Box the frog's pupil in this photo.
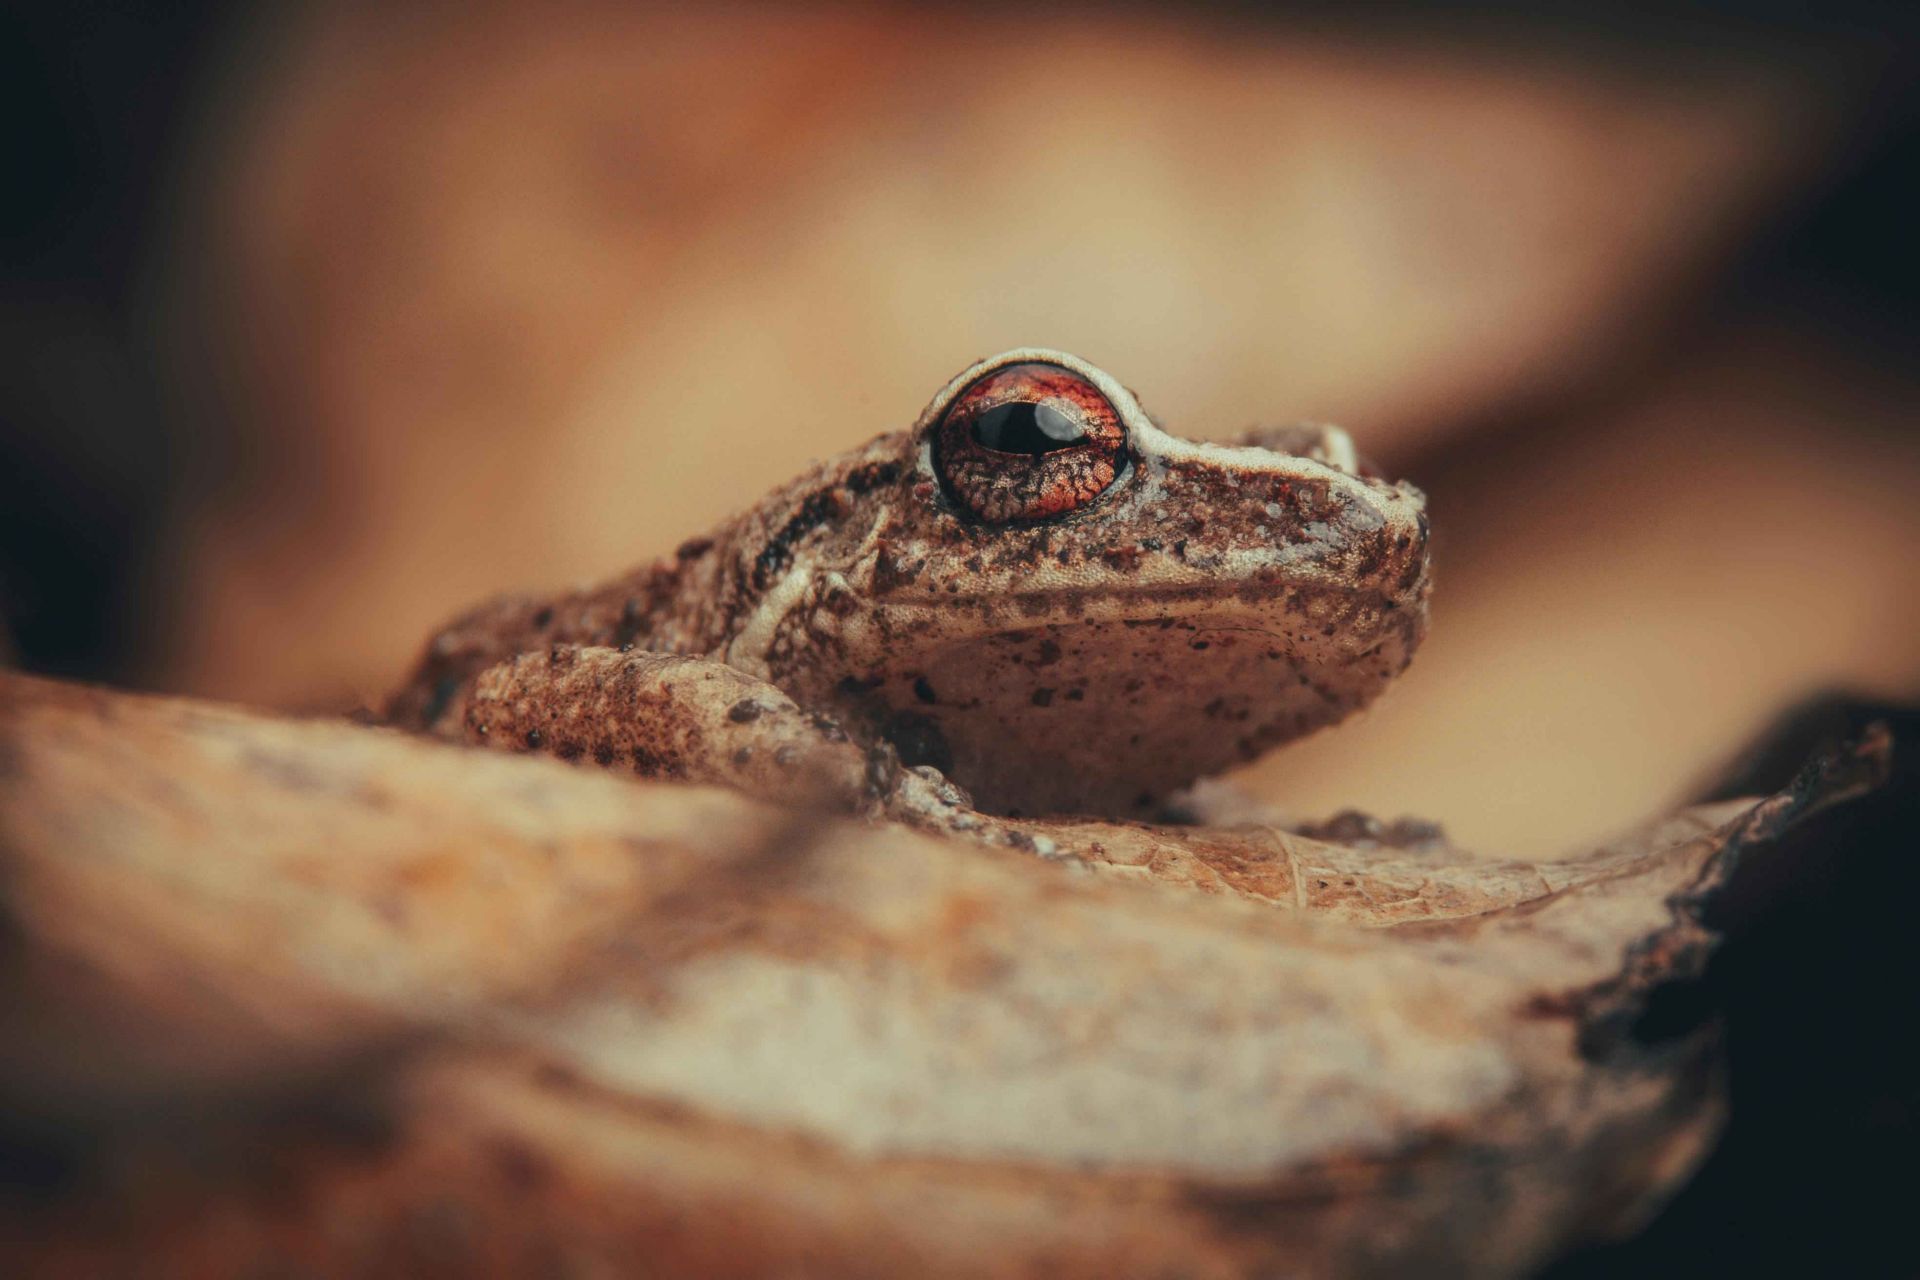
[973,402,1083,455]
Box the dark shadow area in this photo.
[1543,699,1920,1277]
[0,1,235,680]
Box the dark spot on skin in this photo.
[913,676,938,704]
[822,582,860,616]
[1035,638,1062,666]
[556,741,584,762]
[732,747,753,766]
[839,674,883,695]
[754,489,844,592]
[532,606,554,629]
[1066,687,1085,701]
[1398,543,1426,591]
[1352,534,1389,579]
[846,460,903,495]
[593,743,616,766]
[884,712,952,773]
[1031,688,1054,707]
[525,729,544,750]
[727,699,764,723]
[749,462,904,595]
[1135,792,1155,809]
[1191,640,1210,651]
[1141,537,1162,552]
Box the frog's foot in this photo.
[1154,777,1291,828]
[866,754,979,834]
[463,645,971,827]
[1293,809,1451,853]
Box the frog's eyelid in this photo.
[915,348,1150,440]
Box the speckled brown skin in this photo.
[388,348,1430,820]
[461,646,968,824]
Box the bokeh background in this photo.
[6,2,1918,858]
[3,3,1917,1270]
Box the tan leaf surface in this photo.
[0,674,1886,1276]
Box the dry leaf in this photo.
[0,674,1887,1276]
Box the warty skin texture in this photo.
[388,349,1430,819]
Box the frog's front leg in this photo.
[461,645,971,829]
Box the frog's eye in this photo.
[932,362,1128,522]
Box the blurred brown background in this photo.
[3,2,1918,1273]
[6,2,1917,858]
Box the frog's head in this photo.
[769,348,1430,820]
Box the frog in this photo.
[386,348,1430,835]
